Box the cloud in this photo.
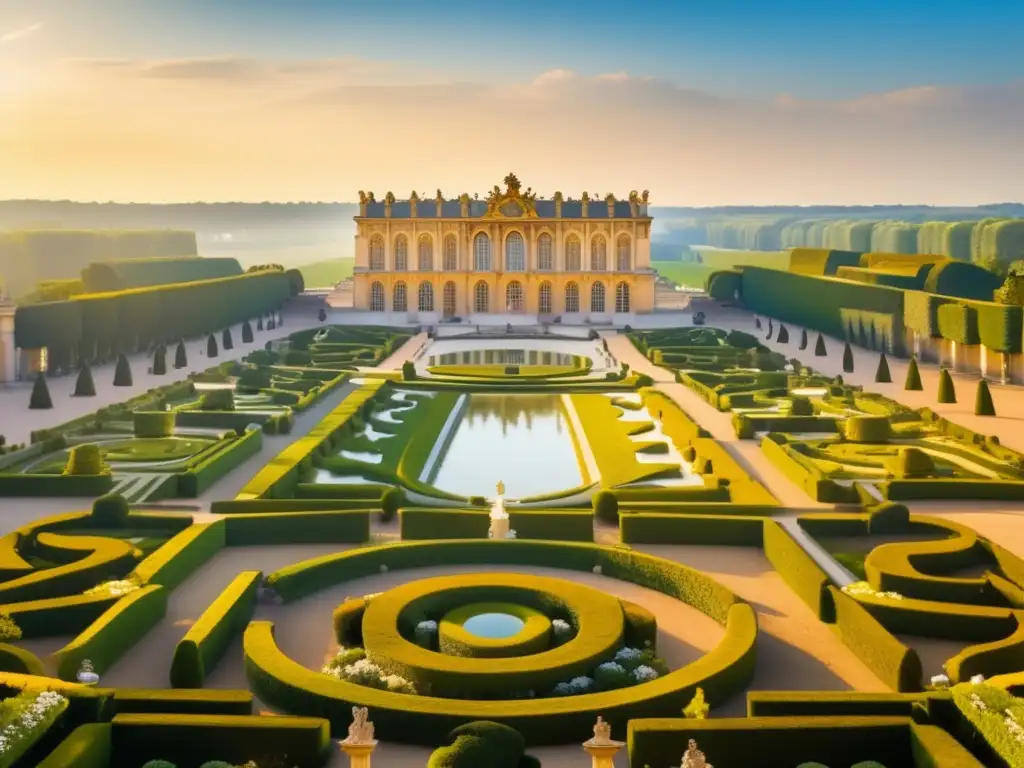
[0,22,43,44]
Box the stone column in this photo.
[341,742,376,768]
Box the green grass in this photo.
[831,551,867,580]
[25,436,218,474]
[297,258,354,288]
[652,262,714,289]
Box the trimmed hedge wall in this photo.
[762,520,833,620]
[112,688,253,716]
[171,570,262,688]
[34,723,112,768]
[399,508,595,542]
[131,520,226,590]
[223,510,371,545]
[0,643,45,676]
[619,513,765,546]
[0,473,114,498]
[177,427,263,498]
[746,690,932,718]
[80,256,242,293]
[0,593,120,638]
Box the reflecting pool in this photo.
[429,394,583,498]
[427,349,575,366]
[463,612,526,639]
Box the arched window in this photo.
[591,235,607,271]
[506,281,524,312]
[565,282,580,313]
[443,235,458,271]
[418,281,434,312]
[565,235,581,271]
[392,281,407,312]
[473,232,491,271]
[537,234,553,271]
[370,281,385,312]
[538,281,552,314]
[443,281,457,317]
[616,235,631,271]
[394,235,408,271]
[418,235,433,271]
[615,282,630,313]
[591,282,606,313]
[369,235,385,271]
[505,232,525,272]
[473,280,490,313]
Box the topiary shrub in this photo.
[222,327,234,351]
[890,447,935,478]
[765,319,773,340]
[799,328,808,350]
[199,762,235,768]
[937,368,956,403]
[814,333,826,356]
[114,353,133,386]
[242,320,254,344]
[207,334,219,358]
[402,361,416,381]
[777,324,789,344]
[754,317,762,329]
[257,316,264,331]
[134,411,175,438]
[697,458,714,474]
[174,341,188,369]
[844,415,890,443]
[381,486,405,523]
[429,722,525,768]
[91,493,129,526]
[842,342,854,373]
[200,389,235,411]
[592,490,619,523]
[975,379,996,416]
[0,613,22,643]
[152,345,167,376]
[905,356,923,390]
[64,444,109,476]
[875,353,891,383]
[74,364,96,397]
[28,373,52,410]
[789,395,813,416]
[867,501,910,534]
[319,307,327,323]
[682,446,697,462]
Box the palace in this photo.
[350,174,655,323]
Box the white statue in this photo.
[76,659,99,685]
[343,706,375,745]
[681,739,712,768]
[489,480,511,539]
[591,716,612,745]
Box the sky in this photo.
[1,0,1023,205]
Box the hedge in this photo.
[621,599,658,649]
[0,593,120,638]
[399,508,594,542]
[437,601,552,660]
[760,436,859,504]
[223,510,371,545]
[0,671,113,725]
[937,303,981,345]
[706,270,742,301]
[177,427,263,497]
[904,290,956,338]
[619,513,765,546]
[112,688,253,716]
[34,723,112,768]
[762,520,833,620]
[52,584,168,681]
[829,585,923,692]
[0,473,114,498]
[0,643,45,676]
[922,260,1002,300]
[170,570,262,688]
[80,256,242,293]
[746,690,932,718]
[945,611,1024,684]
[109,713,332,768]
[787,248,863,276]
[131,520,226,591]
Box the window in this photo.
[474,280,490,312]
[537,234,553,271]
[369,235,385,271]
[444,235,458,271]
[473,232,491,271]
[591,235,607,271]
[616,234,631,271]
[538,281,552,314]
[418,281,434,312]
[393,281,407,312]
[615,281,630,313]
[565,235,581,271]
[443,281,457,316]
[506,281,524,312]
[394,235,408,271]
[418,235,433,271]
[591,281,606,313]
[370,281,385,311]
[505,232,525,271]
[565,282,580,313]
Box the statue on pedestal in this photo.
[681,739,711,768]
[590,716,612,745]
[342,706,376,745]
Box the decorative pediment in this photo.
[483,172,538,219]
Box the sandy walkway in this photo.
[635,543,888,713]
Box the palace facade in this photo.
[350,174,655,323]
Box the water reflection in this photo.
[427,349,575,366]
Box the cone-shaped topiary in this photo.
[814,333,826,356]
[174,340,187,369]
[207,334,219,358]
[268,317,276,331]
[74,364,96,396]
[755,317,762,330]
[318,307,327,323]
[766,319,773,339]
[937,367,956,403]
[799,329,808,350]
[64,444,109,476]
[222,327,233,351]
[905,356,923,390]
[152,345,166,376]
[242,321,253,344]
[975,378,996,416]
[113,354,133,386]
[842,343,854,373]
[28,372,53,409]
[257,316,264,331]
[875,354,891,383]
[777,324,789,344]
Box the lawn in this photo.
[297,258,354,288]
[652,262,714,289]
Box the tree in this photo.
[777,324,789,344]
[29,372,52,409]
[814,333,827,356]
[842,343,854,373]
[975,379,996,416]
[318,307,327,323]
[113,354,133,386]
[222,327,234,351]
[937,368,956,403]
[754,317,762,330]
[799,329,808,350]
[152,345,166,376]
[74,364,96,396]
[207,334,219,358]
[766,318,773,340]
[257,316,264,331]
[905,356,923,390]
[174,340,188,369]
[875,354,891,383]
[242,321,254,344]
[268,317,276,331]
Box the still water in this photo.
[429,394,583,499]
[427,349,574,366]
[462,612,526,639]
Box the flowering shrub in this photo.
[952,683,1024,766]
[0,615,20,644]
[633,664,659,683]
[84,577,142,598]
[841,580,903,601]
[551,619,573,645]
[415,620,438,649]
[0,690,68,766]
[321,646,415,694]
[553,647,667,696]
[552,676,594,696]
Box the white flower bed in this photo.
[552,676,594,696]
[841,580,903,600]
[633,664,659,682]
[0,691,67,762]
[322,649,416,694]
[84,578,141,598]
[551,619,573,642]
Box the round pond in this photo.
[461,612,527,639]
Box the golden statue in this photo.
[496,480,505,496]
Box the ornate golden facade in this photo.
[351,174,655,321]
